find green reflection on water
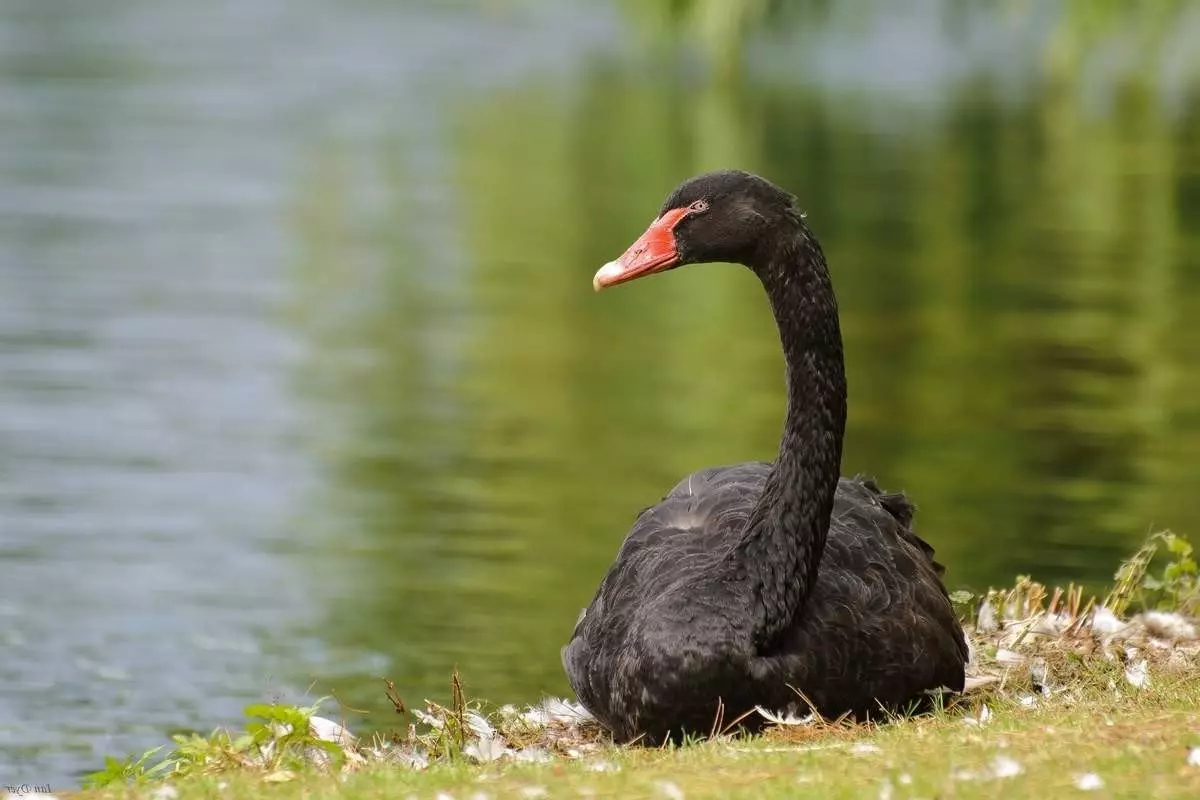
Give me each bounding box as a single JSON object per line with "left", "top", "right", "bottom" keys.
{"left": 285, "top": 20, "right": 1200, "bottom": 731}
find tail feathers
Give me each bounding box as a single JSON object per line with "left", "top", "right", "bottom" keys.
{"left": 853, "top": 474, "right": 916, "bottom": 529}
{"left": 852, "top": 473, "right": 943, "bottom": 575}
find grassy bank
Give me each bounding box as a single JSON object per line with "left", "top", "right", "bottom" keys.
{"left": 82, "top": 691, "right": 1200, "bottom": 799}
{"left": 78, "top": 533, "right": 1200, "bottom": 799}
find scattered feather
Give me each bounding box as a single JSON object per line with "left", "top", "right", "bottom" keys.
{"left": 513, "top": 747, "right": 552, "bottom": 764}
{"left": 754, "top": 706, "right": 814, "bottom": 726}
{"left": 1033, "top": 612, "right": 1070, "bottom": 636}
{"left": 411, "top": 708, "right": 445, "bottom": 729}
{"left": 850, "top": 742, "right": 882, "bottom": 755}
{"left": 977, "top": 601, "right": 998, "bottom": 633}
{"left": 963, "top": 675, "right": 999, "bottom": 692}
{"left": 309, "top": 716, "right": 357, "bottom": 749}
{"left": 990, "top": 755, "right": 1024, "bottom": 779}
{"left": 655, "top": 780, "right": 685, "bottom": 800}
{"left": 1091, "top": 607, "right": 1125, "bottom": 637}
{"left": 1140, "top": 611, "right": 1197, "bottom": 641}
{"left": 1074, "top": 773, "right": 1104, "bottom": 791}
{"left": 1030, "top": 657, "right": 1052, "bottom": 695}
{"left": 464, "top": 736, "right": 509, "bottom": 764}
{"left": 729, "top": 744, "right": 842, "bottom": 753}
{"left": 1124, "top": 658, "right": 1149, "bottom": 689}
{"left": 956, "top": 755, "right": 1025, "bottom": 782}
{"left": 465, "top": 711, "right": 495, "bottom": 739}
{"left": 995, "top": 649, "right": 1025, "bottom": 667}
{"left": 963, "top": 705, "right": 992, "bottom": 727}
{"left": 1188, "top": 747, "right": 1200, "bottom": 767}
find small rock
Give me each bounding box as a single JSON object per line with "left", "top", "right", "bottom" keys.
{"left": 587, "top": 760, "right": 619, "bottom": 772}
{"left": 1074, "top": 773, "right": 1104, "bottom": 791}
{"left": 850, "top": 742, "right": 882, "bottom": 754}
{"left": 1188, "top": 747, "right": 1200, "bottom": 767}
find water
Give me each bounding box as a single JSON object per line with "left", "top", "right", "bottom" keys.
{"left": 1, "top": 0, "right": 1199, "bottom": 787}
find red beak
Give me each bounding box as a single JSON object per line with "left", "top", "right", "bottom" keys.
{"left": 592, "top": 206, "right": 691, "bottom": 291}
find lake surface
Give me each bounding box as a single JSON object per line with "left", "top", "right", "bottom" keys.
{"left": 2, "top": 0, "right": 1199, "bottom": 787}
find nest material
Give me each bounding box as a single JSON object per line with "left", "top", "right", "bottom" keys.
{"left": 301, "top": 582, "right": 1200, "bottom": 773}
{"left": 964, "top": 578, "right": 1200, "bottom": 699}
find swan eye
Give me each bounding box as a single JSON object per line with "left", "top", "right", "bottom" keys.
{"left": 688, "top": 200, "right": 709, "bottom": 214}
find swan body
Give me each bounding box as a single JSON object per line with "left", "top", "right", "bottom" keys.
{"left": 562, "top": 171, "right": 968, "bottom": 743}
{"left": 564, "top": 466, "right": 964, "bottom": 741}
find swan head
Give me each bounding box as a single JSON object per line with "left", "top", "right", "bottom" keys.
{"left": 593, "top": 170, "right": 802, "bottom": 291}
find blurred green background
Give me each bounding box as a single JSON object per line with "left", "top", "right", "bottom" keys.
{"left": 2, "top": 0, "right": 1199, "bottom": 787}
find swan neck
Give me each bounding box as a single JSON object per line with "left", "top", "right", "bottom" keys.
{"left": 736, "top": 225, "right": 847, "bottom": 647}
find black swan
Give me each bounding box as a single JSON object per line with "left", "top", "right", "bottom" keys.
{"left": 562, "top": 170, "right": 968, "bottom": 743}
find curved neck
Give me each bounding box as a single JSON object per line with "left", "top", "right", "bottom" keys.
{"left": 730, "top": 222, "right": 847, "bottom": 649}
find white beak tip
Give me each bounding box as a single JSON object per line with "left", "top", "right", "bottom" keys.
{"left": 592, "top": 260, "right": 623, "bottom": 292}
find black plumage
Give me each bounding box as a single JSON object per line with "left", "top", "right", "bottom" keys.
{"left": 562, "top": 170, "right": 968, "bottom": 743}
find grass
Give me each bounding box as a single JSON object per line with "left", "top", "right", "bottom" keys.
{"left": 76, "top": 688, "right": 1200, "bottom": 799}
{"left": 75, "top": 531, "right": 1200, "bottom": 799}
